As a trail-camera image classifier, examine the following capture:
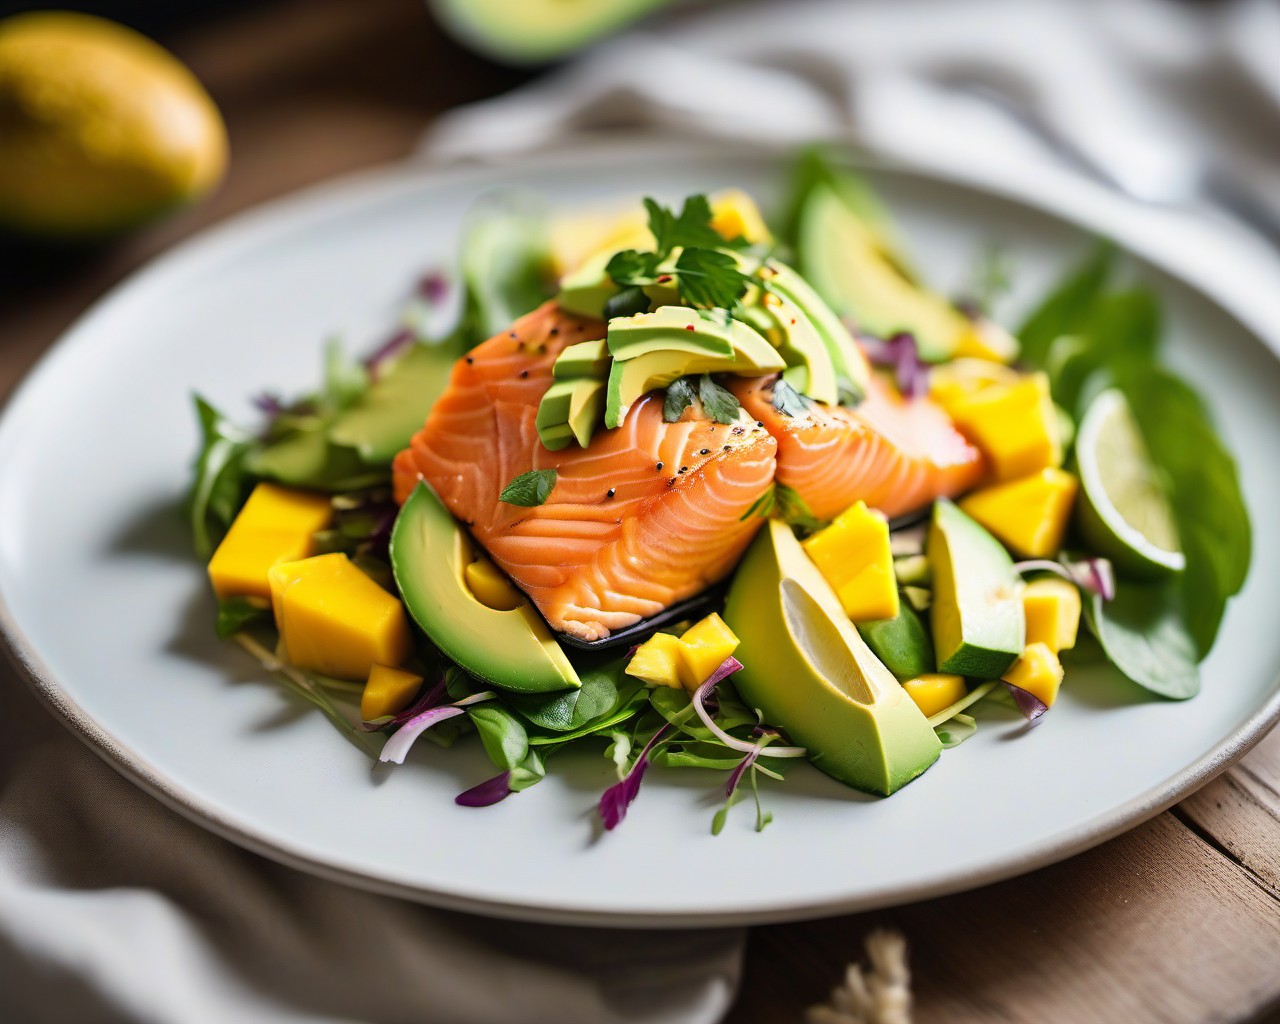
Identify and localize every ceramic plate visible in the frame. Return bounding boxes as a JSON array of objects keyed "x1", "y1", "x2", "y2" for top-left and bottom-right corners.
[{"x1": 2, "y1": 141, "x2": 1278, "y2": 927}]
